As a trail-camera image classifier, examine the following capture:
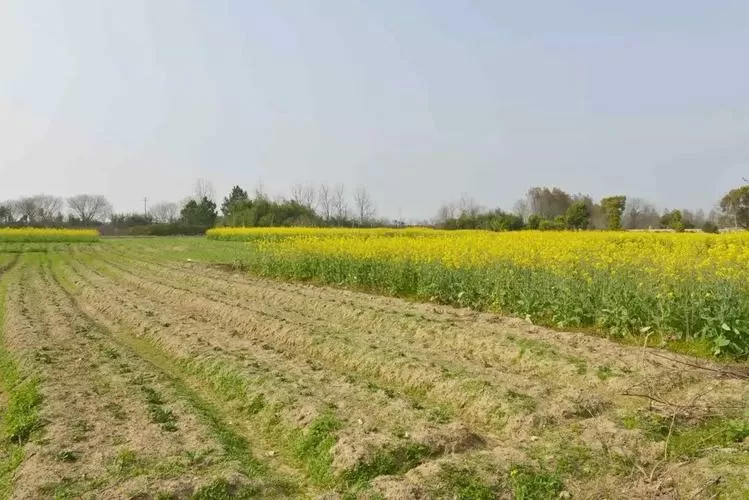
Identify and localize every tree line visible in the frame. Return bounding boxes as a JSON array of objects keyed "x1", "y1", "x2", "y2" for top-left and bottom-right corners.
[
  {"x1": 1, "y1": 180, "x2": 748, "y2": 233},
  {"x1": 0, "y1": 180, "x2": 386, "y2": 235},
  {"x1": 435, "y1": 184, "x2": 749, "y2": 232}
]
